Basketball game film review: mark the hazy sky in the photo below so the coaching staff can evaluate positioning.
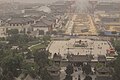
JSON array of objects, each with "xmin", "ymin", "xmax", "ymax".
[
  {"xmin": 0, "ymin": 0, "xmax": 59, "ymax": 3},
  {"xmin": 0, "ymin": 0, "xmax": 120, "ymax": 3}
]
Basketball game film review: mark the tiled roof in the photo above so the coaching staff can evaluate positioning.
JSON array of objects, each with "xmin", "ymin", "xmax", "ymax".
[
  {"xmin": 98, "ymin": 55, "xmax": 106, "ymax": 62},
  {"xmin": 44, "ymin": 15, "xmax": 56, "ymax": 22},
  {"xmin": 42, "ymin": 17, "xmax": 54, "ymax": 25},
  {"xmin": 53, "ymin": 54, "xmax": 62, "ymax": 61},
  {"xmin": 47, "ymin": 66, "xmax": 60, "ymax": 71},
  {"xmin": 7, "ymin": 17, "xmax": 34, "ymax": 24},
  {"xmin": 96, "ymin": 67, "xmax": 110, "ymax": 73},
  {"xmin": 68, "ymin": 55, "xmax": 92, "ymax": 62},
  {"xmin": 95, "ymin": 76, "xmax": 112, "ymax": 80},
  {"xmin": 32, "ymin": 17, "xmax": 54, "ymax": 27},
  {"xmin": 32, "ymin": 21, "xmax": 48, "ymax": 27}
]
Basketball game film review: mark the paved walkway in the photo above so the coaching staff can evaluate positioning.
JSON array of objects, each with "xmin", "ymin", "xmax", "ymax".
[
  {"xmin": 49, "ymin": 38, "xmax": 110, "ymax": 58},
  {"xmin": 65, "ymin": 14, "xmax": 77, "ymax": 35},
  {"xmin": 88, "ymin": 15, "xmax": 98, "ymax": 35}
]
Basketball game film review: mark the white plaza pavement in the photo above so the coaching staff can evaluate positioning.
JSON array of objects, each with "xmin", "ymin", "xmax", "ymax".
[{"xmin": 49, "ymin": 39, "xmax": 110, "ymax": 58}]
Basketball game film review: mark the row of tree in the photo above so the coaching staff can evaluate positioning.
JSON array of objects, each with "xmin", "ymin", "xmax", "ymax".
[
  {"xmin": 0, "ymin": 49, "xmax": 53, "ymax": 80},
  {"xmin": 64, "ymin": 63, "xmax": 92, "ymax": 80},
  {"xmin": 110, "ymin": 38, "xmax": 120, "ymax": 80}
]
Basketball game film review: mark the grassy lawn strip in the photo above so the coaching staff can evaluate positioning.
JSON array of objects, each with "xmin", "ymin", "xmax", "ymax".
[{"xmin": 30, "ymin": 43, "xmax": 46, "ymax": 51}]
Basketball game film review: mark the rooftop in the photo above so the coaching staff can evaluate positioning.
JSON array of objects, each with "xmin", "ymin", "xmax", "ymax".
[
  {"xmin": 47, "ymin": 66, "xmax": 60, "ymax": 71},
  {"xmin": 7, "ymin": 17, "xmax": 34, "ymax": 24},
  {"xmin": 32, "ymin": 17, "xmax": 53, "ymax": 27},
  {"xmin": 68, "ymin": 55, "xmax": 92, "ymax": 62}
]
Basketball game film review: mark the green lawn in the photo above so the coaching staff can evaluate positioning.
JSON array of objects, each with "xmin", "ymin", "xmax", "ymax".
[{"xmin": 30, "ymin": 43, "xmax": 46, "ymax": 51}]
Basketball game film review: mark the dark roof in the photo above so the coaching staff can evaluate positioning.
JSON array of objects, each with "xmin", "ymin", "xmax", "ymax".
[
  {"xmin": 95, "ymin": 2, "xmax": 120, "ymax": 11},
  {"xmin": 53, "ymin": 54, "xmax": 62, "ymax": 61},
  {"xmin": 96, "ymin": 67, "xmax": 110, "ymax": 73},
  {"xmin": 68, "ymin": 55, "xmax": 92, "ymax": 62},
  {"xmin": 32, "ymin": 17, "xmax": 53, "ymax": 27},
  {"xmin": 98, "ymin": 55, "xmax": 106, "ymax": 62},
  {"xmin": 42, "ymin": 17, "xmax": 54, "ymax": 25},
  {"xmin": 24, "ymin": 10, "xmax": 48, "ymax": 16},
  {"xmin": 7, "ymin": 17, "xmax": 34, "ymax": 24},
  {"xmin": 32, "ymin": 21, "xmax": 48, "ymax": 27},
  {"xmin": 95, "ymin": 76, "xmax": 112, "ymax": 80},
  {"xmin": 28, "ymin": 16, "xmax": 41, "ymax": 20},
  {"xmin": 47, "ymin": 66, "xmax": 60, "ymax": 71},
  {"xmin": 0, "ymin": 16, "xmax": 10, "ymax": 21},
  {"xmin": 44, "ymin": 15, "xmax": 56, "ymax": 22}
]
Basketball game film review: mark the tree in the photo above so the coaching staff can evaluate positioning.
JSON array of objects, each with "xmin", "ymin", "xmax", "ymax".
[
  {"xmin": 34, "ymin": 50, "xmax": 50, "ymax": 69},
  {"xmin": 111, "ymin": 40, "xmax": 120, "ymax": 52},
  {"xmin": 7, "ymin": 29, "xmax": 19, "ymax": 35},
  {"xmin": 65, "ymin": 64, "xmax": 74, "ymax": 75},
  {"xmin": 42, "ymin": 36, "xmax": 51, "ymax": 42},
  {"xmin": 40, "ymin": 68, "xmax": 52, "ymax": 80},
  {"xmin": 22, "ymin": 62, "xmax": 39, "ymax": 78},
  {"xmin": 33, "ymin": 50, "xmax": 53, "ymax": 80},
  {"xmin": 39, "ymin": 30, "xmax": 44, "ymax": 35},
  {"xmin": 42, "ymin": 36, "xmax": 51, "ymax": 46},
  {"xmin": 113, "ymin": 54, "xmax": 120, "ymax": 80},
  {"xmin": 84, "ymin": 76, "xmax": 92, "ymax": 80},
  {"xmin": 82, "ymin": 63, "xmax": 92, "ymax": 75},
  {"xmin": 1, "ymin": 72, "xmax": 15, "ymax": 80},
  {"xmin": 64, "ymin": 62, "xmax": 73, "ymax": 80},
  {"xmin": 64, "ymin": 75, "xmax": 72, "ymax": 80},
  {"xmin": 1, "ymin": 54, "xmax": 23, "ymax": 77},
  {"xmin": 7, "ymin": 34, "xmax": 33, "ymax": 44}
]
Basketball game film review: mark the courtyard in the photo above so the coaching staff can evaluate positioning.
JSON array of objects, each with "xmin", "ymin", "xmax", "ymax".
[{"xmin": 49, "ymin": 38, "xmax": 113, "ymax": 58}]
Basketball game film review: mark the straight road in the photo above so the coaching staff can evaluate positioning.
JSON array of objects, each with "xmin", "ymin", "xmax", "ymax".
[{"xmin": 65, "ymin": 14, "xmax": 77, "ymax": 35}]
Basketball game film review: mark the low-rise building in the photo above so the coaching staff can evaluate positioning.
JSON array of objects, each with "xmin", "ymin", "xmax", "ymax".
[
  {"xmin": 95, "ymin": 2, "xmax": 120, "ymax": 13},
  {"xmin": 68, "ymin": 55, "xmax": 92, "ymax": 66},
  {"xmin": 95, "ymin": 67, "xmax": 113, "ymax": 80},
  {"xmin": 6, "ymin": 17, "xmax": 34, "ymax": 33},
  {"xmin": 31, "ymin": 18, "xmax": 54, "ymax": 37},
  {"xmin": 47, "ymin": 66, "xmax": 60, "ymax": 80}
]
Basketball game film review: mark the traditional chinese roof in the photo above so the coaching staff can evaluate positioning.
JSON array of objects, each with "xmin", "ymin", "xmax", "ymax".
[
  {"xmin": 44, "ymin": 15, "xmax": 56, "ymax": 22},
  {"xmin": 7, "ymin": 17, "xmax": 34, "ymax": 24},
  {"xmin": 98, "ymin": 55, "xmax": 106, "ymax": 62},
  {"xmin": 95, "ymin": 76, "xmax": 112, "ymax": 80},
  {"xmin": 42, "ymin": 17, "xmax": 54, "ymax": 25},
  {"xmin": 68, "ymin": 55, "xmax": 92, "ymax": 62},
  {"xmin": 32, "ymin": 21, "xmax": 48, "ymax": 27},
  {"xmin": 53, "ymin": 53, "xmax": 62, "ymax": 61},
  {"xmin": 96, "ymin": 67, "xmax": 110, "ymax": 73},
  {"xmin": 47, "ymin": 66, "xmax": 60, "ymax": 71},
  {"xmin": 32, "ymin": 18, "xmax": 53, "ymax": 27}
]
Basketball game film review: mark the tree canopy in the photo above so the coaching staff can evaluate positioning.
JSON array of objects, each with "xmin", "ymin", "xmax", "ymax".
[
  {"xmin": 65, "ymin": 64, "xmax": 74, "ymax": 75},
  {"xmin": 113, "ymin": 54, "xmax": 120, "ymax": 80}
]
